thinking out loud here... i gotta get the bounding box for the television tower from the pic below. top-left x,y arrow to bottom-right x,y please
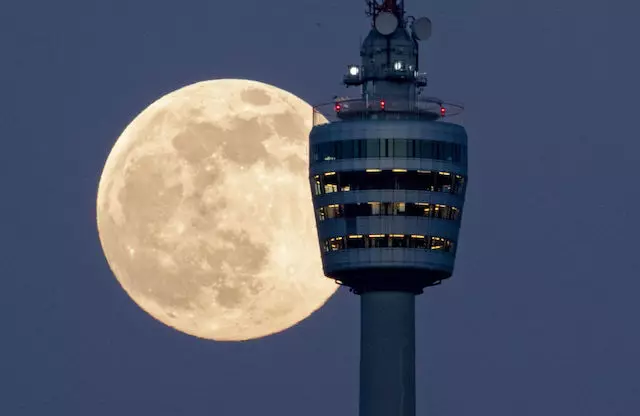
308,1 -> 468,416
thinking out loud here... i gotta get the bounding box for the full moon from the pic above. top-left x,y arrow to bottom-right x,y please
96,79 -> 337,341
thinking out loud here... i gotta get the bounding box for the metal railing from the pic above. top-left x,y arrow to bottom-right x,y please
312,96 -> 464,126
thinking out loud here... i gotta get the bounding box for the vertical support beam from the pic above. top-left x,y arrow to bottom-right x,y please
360,291 -> 416,416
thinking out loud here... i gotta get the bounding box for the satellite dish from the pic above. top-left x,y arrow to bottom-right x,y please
374,12 -> 398,36
412,17 -> 432,40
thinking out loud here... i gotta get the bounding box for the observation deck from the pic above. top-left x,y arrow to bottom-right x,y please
312,96 -> 464,126
308,110 -> 468,293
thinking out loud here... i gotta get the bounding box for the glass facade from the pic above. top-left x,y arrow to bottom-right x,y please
311,139 -> 467,163
312,170 -> 466,196
323,234 -> 455,253
317,202 -> 460,221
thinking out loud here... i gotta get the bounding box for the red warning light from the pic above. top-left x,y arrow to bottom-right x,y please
440,106 -> 446,116
380,100 -> 386,110
335,103 -> 342,112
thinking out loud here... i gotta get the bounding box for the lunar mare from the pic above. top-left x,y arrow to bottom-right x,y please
96,79 -> 336,341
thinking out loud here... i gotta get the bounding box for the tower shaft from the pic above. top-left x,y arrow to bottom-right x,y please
360,291 -> 415,416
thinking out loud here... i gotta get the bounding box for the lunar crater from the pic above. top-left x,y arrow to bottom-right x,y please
241,88 -> 272,106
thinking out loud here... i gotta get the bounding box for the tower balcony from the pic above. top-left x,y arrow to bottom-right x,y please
312,96 -> 464,126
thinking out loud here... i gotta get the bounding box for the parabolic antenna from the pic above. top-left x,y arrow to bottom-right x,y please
374,12 -> 398,36
412,17 -> 432,40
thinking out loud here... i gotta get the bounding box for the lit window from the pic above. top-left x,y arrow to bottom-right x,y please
368,234 -> 386,248
431,237 -> 445,250
323,235 -> 455,254
309,169 -> 464,196
346,235 -> 365,249
326,204 -> 341,219
410,234 -> 428,249
447,241 -> 455,253
390,234 -> 406,248
329,237 -> 344,251
324,184 -> 338,193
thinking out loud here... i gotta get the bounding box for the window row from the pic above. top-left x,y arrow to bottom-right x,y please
311,139 -> 467,163
312,170 -> 466,196
317,202 -> 461,221
323,234 -> 455,252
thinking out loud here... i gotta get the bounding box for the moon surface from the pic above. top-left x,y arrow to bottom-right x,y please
96,79 -> 337,341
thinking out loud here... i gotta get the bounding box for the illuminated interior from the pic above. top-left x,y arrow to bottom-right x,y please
323,234 -> 455,252
312,169 -> 466,195
317,202 -> 460,221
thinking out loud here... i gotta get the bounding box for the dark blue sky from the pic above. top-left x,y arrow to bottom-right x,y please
2,0 -> 639,415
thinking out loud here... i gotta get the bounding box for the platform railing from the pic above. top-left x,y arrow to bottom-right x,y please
312,96 -> 464,126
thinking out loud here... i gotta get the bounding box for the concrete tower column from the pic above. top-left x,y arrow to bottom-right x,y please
360,291 -> 416,416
